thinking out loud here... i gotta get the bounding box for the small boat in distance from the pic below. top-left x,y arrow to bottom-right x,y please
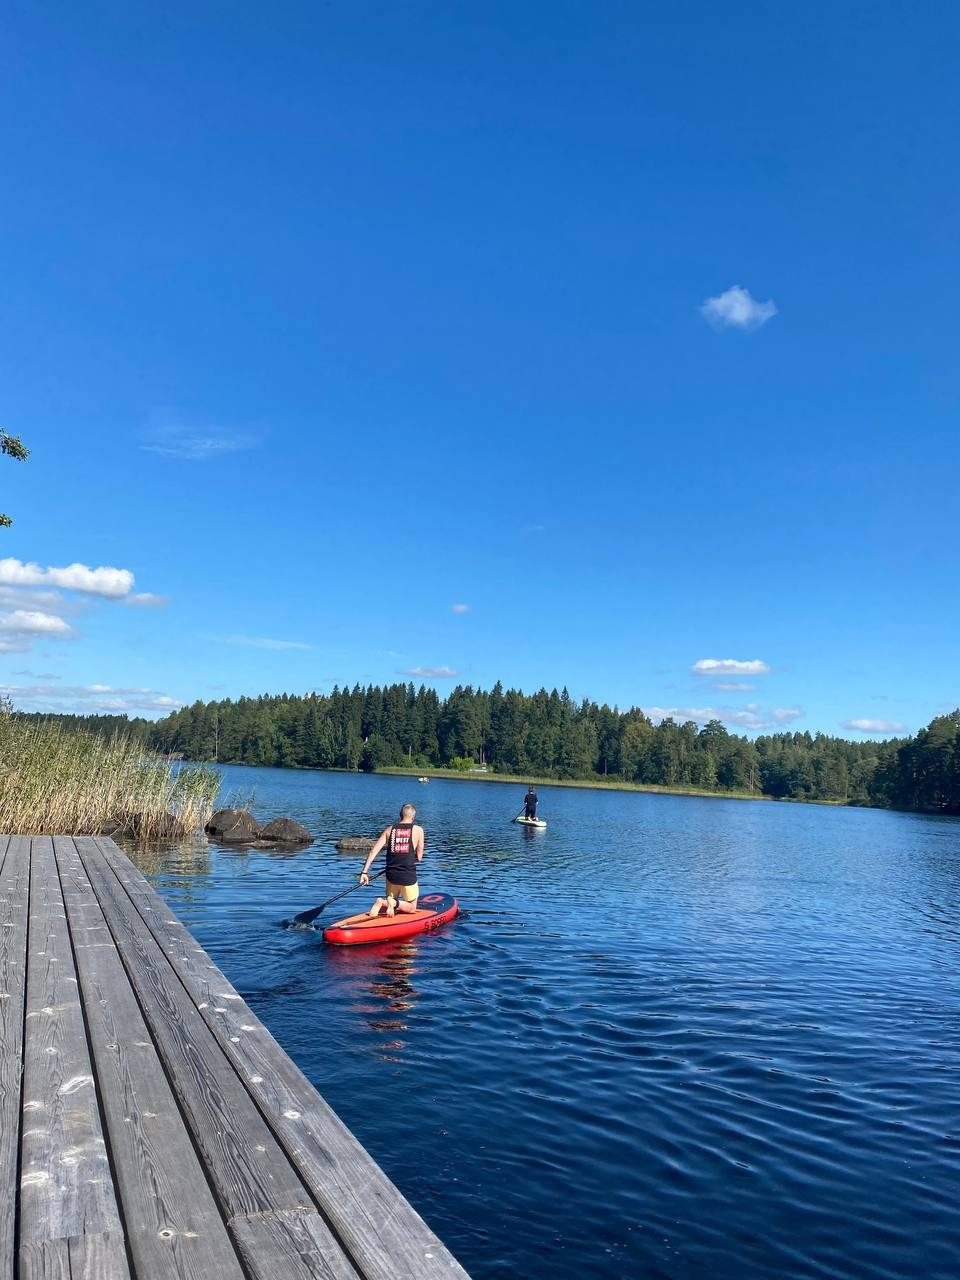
417,775 -> 429,783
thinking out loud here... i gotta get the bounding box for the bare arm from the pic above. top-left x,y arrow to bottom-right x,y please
413,825 -> 425,862
359,828 -> 390,883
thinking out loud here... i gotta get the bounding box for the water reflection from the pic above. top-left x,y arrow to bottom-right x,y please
327,940 -> 422,1060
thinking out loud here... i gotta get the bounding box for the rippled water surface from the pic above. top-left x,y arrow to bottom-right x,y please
123,767 -> 960,1279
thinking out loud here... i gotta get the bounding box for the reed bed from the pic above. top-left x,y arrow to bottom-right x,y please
0,715 -> 220,836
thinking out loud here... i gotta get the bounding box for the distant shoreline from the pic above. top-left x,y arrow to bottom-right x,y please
374,764 -> 774,802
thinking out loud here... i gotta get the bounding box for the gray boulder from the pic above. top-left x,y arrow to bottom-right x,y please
205,808 -> 262,842
335,836 -> 375,854
259,817 -> 313,845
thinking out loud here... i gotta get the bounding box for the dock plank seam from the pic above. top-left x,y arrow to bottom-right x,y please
0,836 -> 25,1280
19,837 -> 130,1274
91,837 -> 471,1280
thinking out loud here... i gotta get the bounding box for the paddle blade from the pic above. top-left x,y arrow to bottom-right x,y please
281,917 -> 317,931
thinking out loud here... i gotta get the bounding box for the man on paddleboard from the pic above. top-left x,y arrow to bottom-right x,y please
523,785 -> 538,821
359,803 -> 425,917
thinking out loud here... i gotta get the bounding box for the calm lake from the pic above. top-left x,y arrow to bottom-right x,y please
122,766 -> 960,1280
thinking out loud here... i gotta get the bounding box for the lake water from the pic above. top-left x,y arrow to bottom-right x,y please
122,766 -> 960,1279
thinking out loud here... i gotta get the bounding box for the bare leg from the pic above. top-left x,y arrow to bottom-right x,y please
368,897 -> 385,918
396,898 -> 418,914
385,894 -> 397,917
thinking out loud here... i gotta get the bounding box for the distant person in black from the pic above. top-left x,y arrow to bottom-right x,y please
359,802 -> 425,917
523,786 -> 538,821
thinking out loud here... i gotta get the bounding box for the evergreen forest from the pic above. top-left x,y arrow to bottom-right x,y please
20,684 -> 960,814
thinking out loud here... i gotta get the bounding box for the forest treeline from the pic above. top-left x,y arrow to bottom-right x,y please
20,683 -> 960,813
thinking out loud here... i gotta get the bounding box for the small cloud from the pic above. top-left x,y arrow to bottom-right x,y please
713,680 -> 757,692
0,682 -> 184,715
120,592 -> 169,608
142,420 -> 257,461
0,585 -> 68,612
770,707 -> 803,725
643,703 -> 801,731
220,634 -> 311,651
450,603 -> 470,614
701,285 -> 777,332
0,610 -> 74,637
403,666 -> 459,679
0,559 -> 166,614
693,658 -> 771,677
0,558 -> 133,598
841,718 -> 907,734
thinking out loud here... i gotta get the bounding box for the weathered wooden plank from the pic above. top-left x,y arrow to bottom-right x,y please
74,839 -> 358,1280
19,837 -> 127,1268
19,1229 -> 129,1280
73,838 -> 312,1219
0,835 -> 23,1280
94,837 -> 472,1279
230,1208 -> 365,1280
54,837 -> 247,1280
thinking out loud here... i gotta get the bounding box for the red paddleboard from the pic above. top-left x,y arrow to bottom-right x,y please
322,892 -> 459,946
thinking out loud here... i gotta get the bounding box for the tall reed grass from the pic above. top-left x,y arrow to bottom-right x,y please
0,715 -> 220,836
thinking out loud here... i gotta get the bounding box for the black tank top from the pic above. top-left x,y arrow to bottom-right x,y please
386,823 -> 418,885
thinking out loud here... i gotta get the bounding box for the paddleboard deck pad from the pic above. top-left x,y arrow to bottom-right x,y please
323,892 -> 459,945
514,816 -> 547,827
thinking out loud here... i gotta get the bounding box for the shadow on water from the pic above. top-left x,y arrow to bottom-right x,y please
122,766 -> 960,1280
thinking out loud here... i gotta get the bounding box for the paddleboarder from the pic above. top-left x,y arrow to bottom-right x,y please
523,785 -> 539,822
359,802 -> 424,917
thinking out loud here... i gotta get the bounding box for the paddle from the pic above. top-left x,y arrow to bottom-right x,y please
513,811 -> 526,823
281,868 -> 385,930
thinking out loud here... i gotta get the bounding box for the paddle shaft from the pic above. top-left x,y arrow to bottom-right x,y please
289,868 -> 385,926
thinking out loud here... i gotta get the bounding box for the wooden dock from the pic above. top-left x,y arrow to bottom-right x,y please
0,836 -> 470,1279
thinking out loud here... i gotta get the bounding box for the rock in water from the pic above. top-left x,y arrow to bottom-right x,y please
206,808 -> 262,842
335,836 -> 376,854
259,817 -> 313,844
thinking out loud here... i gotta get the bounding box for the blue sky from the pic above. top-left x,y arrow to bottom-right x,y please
1,2 -> 957,735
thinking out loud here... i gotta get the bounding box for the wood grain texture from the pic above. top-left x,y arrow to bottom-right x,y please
0,835 -> 24,1280
19,1230 -> 130,1280
94,837 -> 472,1279
73,842 -> 316,1220
20,838 -> 126,1263
55,837 -> 247,1280
229,1209 -> 360,1280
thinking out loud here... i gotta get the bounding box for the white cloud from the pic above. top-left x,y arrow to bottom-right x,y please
0,560 -> 168,652
142,422 -> 257,461
643,704 -> 803,731
0,606 -> 76,653
701,285 -> 777,331
0,683 -> 183,716
404,666 -> 459,679
450,603 -> 470,614
0,585 -> 68,613
841,718 -> 907,734
0,610 -> 74,636
220,634 -> 311,651
0,558 -> 133,598
713,680 -> 757,692
120,592 -> 169,608
692,658 -> 771,677
770,707 -> 803,725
